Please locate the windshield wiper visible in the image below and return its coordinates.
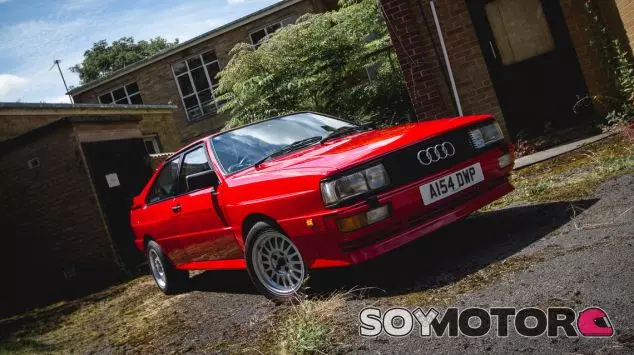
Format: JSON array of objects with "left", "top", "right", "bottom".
[
  {"left": 254, "top": 136, "right": 322, "bottom": 166},
  {"left": 320, "top": 125, "right": 370, "bottom": 144}
]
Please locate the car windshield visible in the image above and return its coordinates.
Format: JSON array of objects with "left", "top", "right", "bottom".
[{"left": 210, "top": 112, "right": 355, "bottom": 174}]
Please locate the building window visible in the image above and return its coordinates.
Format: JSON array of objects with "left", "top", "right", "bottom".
[
  {"left": 98, "top": 82, "right": 143, "bottom": 104},
  {"left": 172, "top": 50, "right": 222, "bottom": 121},
  {"left": 249, "top": 17, "right": 297, "bottom": 47},
  {"left": 143, "top": 135, "right": 161, "bottom": 154}
]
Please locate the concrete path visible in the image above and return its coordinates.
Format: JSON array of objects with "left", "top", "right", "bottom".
[{"left": 514, "top": 132, "right": 614, "bottom": 169}]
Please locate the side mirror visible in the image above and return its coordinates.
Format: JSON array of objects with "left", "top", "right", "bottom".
[{"left": 185, "top": 170, "right": 219, "bottom": 192}]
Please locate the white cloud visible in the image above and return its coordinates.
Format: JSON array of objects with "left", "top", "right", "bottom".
[
  {"left": 227, "top": 0, "right": 247, "bottom": 4},
  {"left": 0, "top": 0, "right": 11, "bottom": 4},
  {"left": 0, "top": 0, "right": 278, "bottom": 102},
  {"left": 42, "top": 95, "right": 73, "bottom": 103},
  {"left": 0, "top": 74, "right": 29, "bottom": 101}
]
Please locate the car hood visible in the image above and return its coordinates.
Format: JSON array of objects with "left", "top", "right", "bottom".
[{"left": 229, "top": 114, "right": 493, "bottom": 178}]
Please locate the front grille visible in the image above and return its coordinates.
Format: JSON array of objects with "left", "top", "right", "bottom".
[{"left": 381, "top": 128, "right": 476, "bottom": 187}]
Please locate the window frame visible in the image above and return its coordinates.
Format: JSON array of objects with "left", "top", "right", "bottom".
[
  {"left": 249, "top": 16, "right": 297, "bottom": 47},
  {"left": 176, "top": 144, "right": 214, "bottom": 195},
  {"left": 98, "top": 82, "right": 143, "bottom": 105},
  {"left": 143, "top": 135, "right": 162, "bottom": 154},
  {"left": 171, "top": 51, "right": 222, "bottom": 122},
  {"left": 145, "top": 154, "right": 183, "bottom": 205}
]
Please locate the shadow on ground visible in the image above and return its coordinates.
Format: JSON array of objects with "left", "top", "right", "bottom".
[
  {"left": 184, "top": 198, "right": 599, "bottom": 300},
  {"left": 189, "top": 270, "right": 258, "bottom": 295},
  {"left": 307, "top": 199, "right": 599, "bottom": 298}
]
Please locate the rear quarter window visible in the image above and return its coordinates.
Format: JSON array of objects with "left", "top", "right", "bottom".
[{"left": 147, "top": 158, "right": 180, "bottom": 204}]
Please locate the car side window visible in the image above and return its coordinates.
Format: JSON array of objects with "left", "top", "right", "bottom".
[
  {"left": 146, "top": 158, "right": 181, "bottom": 204},
  {"left": 178, "top": 146, "right": 212, "bottom": 193}
]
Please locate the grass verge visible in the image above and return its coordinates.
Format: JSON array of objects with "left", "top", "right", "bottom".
[
  {"left": 0, "top": 277, "right": 185, "bottom": 354},
  {"left": 484, "top": 135, "right": 634, "bottom": 210}
]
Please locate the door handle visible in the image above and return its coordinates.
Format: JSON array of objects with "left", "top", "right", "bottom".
[
  {"left": 171, "top": 204, "right": 182, "bottom": 213},
  {"left": 489, "top": 41, "right": 497, "bottom": 60}
]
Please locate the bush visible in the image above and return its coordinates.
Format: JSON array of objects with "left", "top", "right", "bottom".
[{"left": 215, "top": 0, "right": 413, "bottom": 129}]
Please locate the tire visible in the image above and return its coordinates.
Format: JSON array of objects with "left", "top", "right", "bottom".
[
  {"left": 146, "top": 240, "right": 189, "bottom": 295},
  {"left": 245, "top": 222, "right": 309, "bottom": 303}
]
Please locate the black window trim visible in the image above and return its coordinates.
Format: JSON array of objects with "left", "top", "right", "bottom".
[
  {"left": 175, "top": 143, "right": 216, "bottom": 195},
  {"left": 98, "top": 81, "right": 143, "bottom": 105},
  {"left": 145, "top": 153, "right": 184, "bottom": 206},
  {"left": 171, "top": 50, "right": 222, "bottom": 122}
]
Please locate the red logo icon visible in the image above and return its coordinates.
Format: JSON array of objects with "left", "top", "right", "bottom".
[{"left": 577, "top": 307, "right": 614, "bottom": 337}]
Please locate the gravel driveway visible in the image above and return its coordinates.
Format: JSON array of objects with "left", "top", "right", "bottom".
[
  {"left": 2, "top": 173, "right": 633, "bottom": 354},
  {"left": 342, "top": 173, "right": 634, "bottom": 354}
]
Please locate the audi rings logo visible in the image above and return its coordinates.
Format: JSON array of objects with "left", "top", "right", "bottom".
[{"left": 417, "top": 142, "right": 456, "bottom": 166}]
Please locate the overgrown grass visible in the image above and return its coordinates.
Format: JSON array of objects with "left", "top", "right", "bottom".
[
  {"left": 0, "top": 277, "right": 185, "bottom": 354},
  {"left": 243, "top": 293, "right": 349, "bottom": 355},
  {"left": 484, "top": 135, "right": 634, "bottom": 210}
]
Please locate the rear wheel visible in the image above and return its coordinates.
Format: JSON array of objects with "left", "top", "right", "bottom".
[
  {"left": 146, "top": 240, "right": 188, "bottom": 294},
  {"left": 245, "top": 222, "right": 308, "bottom": 303}
]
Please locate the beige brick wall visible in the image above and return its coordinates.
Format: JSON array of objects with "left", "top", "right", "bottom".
[
  {"left": 0, "top": 109, "right": 180, "bottom": 152},
  {"left": 0, "top": 115, "right": 61, "bottom": 141},
  {"left": 73, "top": 0, "right": 333, "bottom": 146},
  {"left": 612, "top": 0, "right": 634, "bottom": 51}
]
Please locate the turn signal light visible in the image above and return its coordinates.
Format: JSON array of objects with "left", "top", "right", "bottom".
[
  {"left": 498, "top": 153, "right": 512, "bottom": 168},
  {"left": 336, "top": 205, "right": 390, "bottom": 232}
]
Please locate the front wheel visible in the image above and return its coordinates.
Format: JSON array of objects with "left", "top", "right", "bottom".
[{"left": 245, "top": 222, "right": 308, "bottom": 303}]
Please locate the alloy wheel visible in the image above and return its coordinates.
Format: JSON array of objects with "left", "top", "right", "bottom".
[{"left": 251, "top": 232, "right": 305, "bottom": 295}]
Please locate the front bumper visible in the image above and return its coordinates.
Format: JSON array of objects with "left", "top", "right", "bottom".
[{"left": 283, "top": 145, "right": 514, "bottom": 268}]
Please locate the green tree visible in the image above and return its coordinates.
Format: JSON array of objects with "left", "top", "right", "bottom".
[
  {"left": 70, "top": 36, "right": 179, "bottom": 83},
  {"left": 215, "top": 0, "right": 413, "bottom": 129}
]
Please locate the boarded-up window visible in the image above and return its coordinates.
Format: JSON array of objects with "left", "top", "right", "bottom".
[{"left": 485, "top": 0, "right": 555, "bottom": 65}]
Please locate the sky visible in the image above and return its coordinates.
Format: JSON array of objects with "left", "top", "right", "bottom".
[{"left": 0, "top": 0, "right": 279, "bottom": 103}]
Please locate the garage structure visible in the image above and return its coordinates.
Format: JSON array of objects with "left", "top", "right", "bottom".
[{"left": 0, "top": 116, "right": 156, "bottom": 315}]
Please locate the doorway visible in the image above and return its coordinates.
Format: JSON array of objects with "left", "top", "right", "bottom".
[
  {"left": 82, "top": 139, "right": 153, "bottom": 267},
  {"left": 466, "top": 0, "right": 590, "bottom": 138}
]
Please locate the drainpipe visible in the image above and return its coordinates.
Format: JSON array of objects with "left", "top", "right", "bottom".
[{"left": 429, "top": 0, "right": 463, "bottom": 116}]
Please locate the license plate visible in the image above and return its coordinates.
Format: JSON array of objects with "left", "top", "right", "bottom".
[{"left": 419, "top": 163, "right": 484, "bottom": 205}]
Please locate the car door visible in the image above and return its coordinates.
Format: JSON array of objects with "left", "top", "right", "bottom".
[
  {"left": 171, "top": 143, "right": 242, "bottom": 263},
  {"left": 142, "top": 156, "right": 190, "bottom": 264}
]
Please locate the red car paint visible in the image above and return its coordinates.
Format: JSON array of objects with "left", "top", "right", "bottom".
[{"left": 131, "top": 114, "right": 514, "bottom": 271}]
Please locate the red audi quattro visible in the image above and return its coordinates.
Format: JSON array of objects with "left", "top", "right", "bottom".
[{"left": 131, "top": 112, "right": 514, "bottom": 301}]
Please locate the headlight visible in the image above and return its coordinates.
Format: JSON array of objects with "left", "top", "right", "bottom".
[
  {"left": 469, "top": 122, "right": 504, "bottom": 149},
  {"left": 321, "top": 164, "right": 390, "bottom": 205}
]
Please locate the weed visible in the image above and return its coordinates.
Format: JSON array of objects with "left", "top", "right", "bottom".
[
  {"left": 484, "top": 136, "right": 634, "bottom": 210},
  {"left": 251, "top": 293, "right": 349, "bottom": 355}
]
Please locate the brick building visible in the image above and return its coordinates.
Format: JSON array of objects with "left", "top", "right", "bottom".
[
  {"left": 68, "top": 0, "right": 337, "bottom": 147},
  {"left": 0, "top": 115, "right": 159, "bottom": 315},
  {"left": 377, "top": 0, "right": 630, "bottom": 139}
]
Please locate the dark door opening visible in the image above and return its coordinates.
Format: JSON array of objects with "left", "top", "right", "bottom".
[
  {"left": 82, "top": 139, "right": 153, "bottom": 267},
  {"left": 467, "top": 0, "right": 590, "bottom": 139}
]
